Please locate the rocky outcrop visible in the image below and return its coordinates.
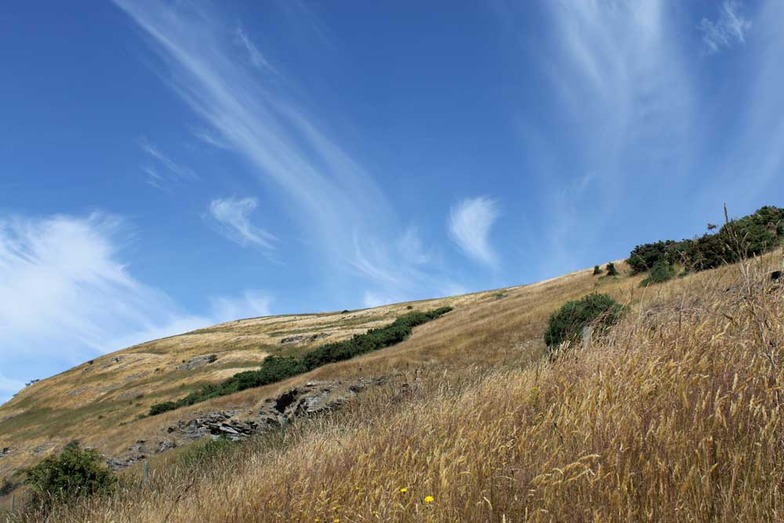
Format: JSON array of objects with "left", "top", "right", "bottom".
[
  {"left": 177, "top": 354, "right": 218, "bottom": 371},
  {"left": 279, "top": 333, "right": 330, "bottom": 345},
  {"left": 107, "top": 439, "right": 177, "bottom": 470},
  {"left": 106, "top": 377, "right": 383, "bottom": 471},
  {"left": 0, "top": 447, "right": 10, "bottom": 458}
]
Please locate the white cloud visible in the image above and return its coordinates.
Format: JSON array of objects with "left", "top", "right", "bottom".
[
  {"left": 112, "top": 0, "right": 463, "bottom": 304},
  {"left": 496, "top": 0, "right": 698, "bottom": 277},
  {"left": 448, "top": 197, "right": 500, "bottom": 267},
  {"left": 208, "top": 197, "right": 276, "bottom": 251},
  {"left": 210, "top": 290, "right": 272, "bottom": 323},
  {"left": 140, "top": 139, "right": 197, "bottom": 190},
  {"left": 0, "top": 213, "right": 273, "bottom": 404},
  {"left": 234, "top": 27, "right": 277, "bottom": 73},
  {"left": 191, "top": 127, "right": 231, "bottom": 150},
  {"left": 698, "top": 1, "right": 752, "bottom": 55}
]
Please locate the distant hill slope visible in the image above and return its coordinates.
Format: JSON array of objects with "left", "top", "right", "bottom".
[{"left": 0, "top": 261, "right": 638, "bottom": 497}]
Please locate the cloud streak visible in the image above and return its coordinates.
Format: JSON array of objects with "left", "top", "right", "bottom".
[
  {"left": 698, "top": 1, "right": 752, "bottom": 54},
  {"left": 140, "top": 139, "right": 197, "bottom": 190},
  {"left": 449, "top": 197, "right": 500, "bottom": 267},
  {"left": 496, "top": 0, "right": 699, "bottom": 277},
  {"left": 234, "top": 27, "right": 277, "bottom": 73},
  {"left": 113, "top": 0, "right": 461, "bottom": 305},
  {"left": 208, "top": 196, "right": 276, "bottom": 251}
]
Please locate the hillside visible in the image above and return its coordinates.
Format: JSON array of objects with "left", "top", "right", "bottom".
[
  {"left": 0, "top": 264, "right": 635, "bottom": 495},
  {"left": 3, "top": 250, "right": 783, "bottom": 521}
]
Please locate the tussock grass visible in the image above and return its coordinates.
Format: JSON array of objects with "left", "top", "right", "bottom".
[{"left": 17, "top": 254, "right": 784, "bottom": 521}]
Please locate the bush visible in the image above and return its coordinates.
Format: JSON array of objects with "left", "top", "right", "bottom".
[
  {"left": 544, "top": 294, "right": 623, "bottom": 350},
  {"left": 25, "top": 441, "right": 116, "bottom": 506},
  {"left": 626, "top": 206, "right": 784, "bottom": 275},
  {"left": 605, "top": 262, "right": 618, "bottom": 276},
  {"left": 627, "top": 241, "right": 677, "bottom": 274},
  {"left": 640, "top": 260, "right": 676, "bottom": 286},
  {"left": 593, "top": 265, "right": 602, "bottom": 275}
]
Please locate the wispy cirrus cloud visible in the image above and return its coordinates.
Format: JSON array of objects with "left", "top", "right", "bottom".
[
  {"left": 210, "top": 290, "right": 272, "bottom": 322},
  {"left": 700, "top": 0, "right": 784, "bottom": 210},
  {"left": 448, "top": 197, "right": 500, "bottom": 267},
  {"left": 140, "top": 139, "right": 197, "bottom": 190},
  {"left": 234, "top": 27, "right": 277, "bottom": 74},
  {"left": 0, "top": 212, "right": 274, "bottom": 404},
  {"left": 698, "top": 1, "right": 752, "bottom": 55},
  {"left": 208, "top": 196, "right": 276, "bottom": 251},
  {"left": 113, "top": 0, "right": 461, "bottom": 304},
  {"left": 497, "top": 0, "right": 698, "bottom": 277}
]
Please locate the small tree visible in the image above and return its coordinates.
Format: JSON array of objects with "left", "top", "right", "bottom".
[
  {"left": 592, "top": 265, "right": 602, "bottom": 275},
  {"left": 544, "top": 293, "right": 623, "bottom": 351},
  {"left": 25, "top": 441, "right": 116, "bottom": 507},
  {"left": 606, "top": 262, "right": 618, "bottom": 276},
  {"left": 640, "top": 260, "right": 675, "bottom": 286}
]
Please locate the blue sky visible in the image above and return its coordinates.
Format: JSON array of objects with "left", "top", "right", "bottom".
[{"left": 1, "top": 0, "right": 782, "bottom": 403}]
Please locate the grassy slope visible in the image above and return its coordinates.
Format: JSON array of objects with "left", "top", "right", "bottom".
[
  {"left": 0, "top": 264, "right": 627, "bottom": 489},
  {"left": 9, "top": 253, "right": 783, "bottom": 521}
]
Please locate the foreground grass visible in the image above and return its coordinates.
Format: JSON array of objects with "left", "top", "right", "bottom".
[{"left": 16, "top": 256, "right": 784, "bottom": 521}]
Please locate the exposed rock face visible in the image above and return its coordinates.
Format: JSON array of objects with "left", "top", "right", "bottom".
[
  {"left": 106, "top": 377, "right": 383, "bottom": 471},
  {"left": 177, "top": 354, "right": 218, "bottom": 371},
  {"left": 279, "top": 333, "right": 330, "bottom": 345},
  {"left": 107, "top": 439, "right": 178, "bottom": 471}
]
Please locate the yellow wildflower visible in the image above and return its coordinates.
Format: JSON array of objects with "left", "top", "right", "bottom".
[
  {"left": 399, "top": 487, "right": 408, "bottom": 494},
  {"left": 424, "top": 495, "right": 434, "bottom": 504}
]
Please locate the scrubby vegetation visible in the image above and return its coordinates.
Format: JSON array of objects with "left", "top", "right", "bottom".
[
  {"left": 640, "top": 259, "right": 676, "bottom": 286},
  {"left": 627, "top": 205, "right": 784, "bottom": 276},
  {"left": 177, "top": 436, "right": 234, "bottom": 468},
  {"left": 20, "top": 254, "right": 784, "bottom": 522},
  {"left": 543, "top": 293, "right": 623, "bottom": 350},
  {"left": 605, "top": 262, "right": 618, "bottom": 276},
  {"left": 149, "top": 307, "right": 453, "bottom": 415},
  {"left": 24, "top": 442, "right": 116, "bottom": 508}
]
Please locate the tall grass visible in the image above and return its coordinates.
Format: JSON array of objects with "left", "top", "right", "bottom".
[{"left": 14, "top": 255, "right": 784, "bottom": 522}]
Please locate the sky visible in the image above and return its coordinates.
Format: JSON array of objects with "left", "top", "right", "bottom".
[{"left": 1, "top": 0, "right": 782, "bottom": 403}]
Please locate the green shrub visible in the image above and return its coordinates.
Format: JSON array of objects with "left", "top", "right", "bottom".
[
  {"left": 593, "top": 265, "right": 602, "bottom": 275},
  {"left": 627, "top": 240, "right": 677, "bottom": 274},
  {"left": 179, "top": 436, "right": 234, "bottom": 468},
  {"left": 626, "top": 206, "right": 784, "bottom": 275},
  {"left": 25, "top": 441, "right": 116, "bottom": 506},
  {"left": 641, "top": 260, "right": 676, "bottom": 286},
  {"left": 605, "top": 262, "right": 618, "bottom": 276},
  {"left": 544, "top": 294, "right": 623, "bottom": 350},
  {"left": 148, "top": 401, "right": 177, "bottom": 415}
]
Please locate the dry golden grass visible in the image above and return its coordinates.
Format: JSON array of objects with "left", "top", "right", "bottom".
[
  {"left": 6, "top": 252, "right": 782, "bottom": 521},
  {"left": 0, "top": 264, "right": 628, "bottom": 487}
]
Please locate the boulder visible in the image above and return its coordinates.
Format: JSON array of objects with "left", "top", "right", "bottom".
[{"left": 177, "top": 354, "right": 218, "bottom": 371}]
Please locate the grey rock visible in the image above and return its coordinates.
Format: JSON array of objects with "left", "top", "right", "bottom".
[
  {"left": 177, "top": 354, "right": 218, "bottom": 371},
  {"left": 279, "top": 333, "right": 330, "bottom": 345},
  {"left": 32, "top": 443, "right": 55, "bottom": 456},
  {"left": 109, "top": 377, "right": 385, "bottom": 470}
]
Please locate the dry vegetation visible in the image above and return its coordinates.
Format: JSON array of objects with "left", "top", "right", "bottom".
[
  {"left": 0, "top": 259, "right": 631, "bottom": 487},
  {"left": 4, "top": 252, "right": 784, "bottom": 521}
]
